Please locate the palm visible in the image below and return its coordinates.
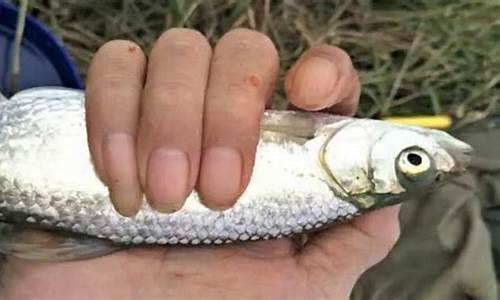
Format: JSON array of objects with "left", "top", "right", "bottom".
[{"left": 0, "top": 208, "right": 399, "bottom": 300}]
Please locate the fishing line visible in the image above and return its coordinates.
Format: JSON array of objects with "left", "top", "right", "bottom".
[{"left": 8, "top": 0, "right": 28, "bottom": 96}]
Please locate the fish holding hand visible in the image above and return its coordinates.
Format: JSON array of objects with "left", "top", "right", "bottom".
[{"left": 0, "top": 88, "right": 472, "bottom": 261}]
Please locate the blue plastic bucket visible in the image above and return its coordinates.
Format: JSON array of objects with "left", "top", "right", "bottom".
[{"left": 0, "top": 1, "right": 83, "bottom": 96}]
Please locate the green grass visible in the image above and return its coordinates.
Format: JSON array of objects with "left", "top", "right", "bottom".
[{"left": 14, "top": 0, "right": 500, "bottom": 126}]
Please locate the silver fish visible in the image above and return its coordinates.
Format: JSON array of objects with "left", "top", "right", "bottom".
[{"left": 0, "top": 88, "right": 472, "bottom": 260}]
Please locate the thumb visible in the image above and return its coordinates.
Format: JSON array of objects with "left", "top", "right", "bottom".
[{"left": 297, "top": 205, "right": 401, "bottom": 297}]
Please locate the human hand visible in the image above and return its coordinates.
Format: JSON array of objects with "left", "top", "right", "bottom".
[
  {"left": 85, "top": 28, "right": 361, "bottom": 216},
  {"left": 0, "top": 29, "right": 400, "bottom": 299}
]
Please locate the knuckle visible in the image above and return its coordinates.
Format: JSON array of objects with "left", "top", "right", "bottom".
[
  {"left": 161, "top": 27, "right": 204, "bottom": 40},
  {"left": 210, "top": 84, "right": 265, "bottom": 136},
  {"left": 157, "top": 28, "right": 211, "bottom": 53},
  {"left": 159, "top": 80, "right": 197, "bottom": 101},
  {"left": 85, "top": 74, "right": 142, "bottom": 107},
  {"left": 98, "top": 39, "right": 140, "bottom": 53},
  {"left": 95, "top": 74, "right": 140, "bottom": 89},
  {"left": 95, "top": 40, "right": 145, "bottom": 62},
  {"left": 222, "top": 28, "right": 260, "bottom": 40},
  {"left": 226, "top": 82, "right": 261, "bottom": 108},
  {"left": 145, "top": 81, "right": 198, "bottom": 112},
  {"left": 220, "top": 28, "right": 277, "bottom": 56},
  {"left": 88, "top": 40, "right": 145, "bottom": 87}
]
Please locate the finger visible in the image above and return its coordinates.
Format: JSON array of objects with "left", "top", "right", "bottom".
[
  {"left": 85, "top": 40, "right": 146, "bottom": 216},
  {"left": 137, "top": 29, "right": 212, "bottom": 213},
  {"left": 199, "top": 28, "right": 279, "bottom": 209},
  {"left": 298, "top": 206, "right": 401, "bottom": 294},
  {"left": 284, "top": 45, "right": 360, "bottom": 116}
]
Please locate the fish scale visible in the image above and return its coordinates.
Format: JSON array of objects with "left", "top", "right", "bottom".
[{"left": 0, "top": 88, "right": 471, "bottom": 253}]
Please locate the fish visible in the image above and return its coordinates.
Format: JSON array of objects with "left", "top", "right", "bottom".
[{"left": 0, "top": 88, "right": 472, "bottom": 261}]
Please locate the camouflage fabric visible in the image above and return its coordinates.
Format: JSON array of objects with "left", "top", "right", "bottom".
[{"left": 352, "top": 122, "right": 500, "bottom": 300}]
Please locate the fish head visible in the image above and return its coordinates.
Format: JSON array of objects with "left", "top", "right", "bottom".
[{"left": 314, "top": 120, "right": 472, "bottom": 210}]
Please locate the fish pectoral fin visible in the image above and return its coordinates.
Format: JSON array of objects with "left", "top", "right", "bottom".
[
  {"left": 0, "top": 223, "right": 120, "bottom": 261},
  {"left": 261, "top": 110, "right": 344, "bottom": 139}
]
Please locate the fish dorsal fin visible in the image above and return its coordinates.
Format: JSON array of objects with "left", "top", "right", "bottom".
[
  {"left": 0, "top": 223, "right": 120, "bottom": 261},
  {"left": 261, "top": 110, "right": 347, "bottom": 139}
]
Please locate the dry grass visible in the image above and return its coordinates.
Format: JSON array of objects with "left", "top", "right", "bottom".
[{"left": 15, "top": 0, "right": 500, "bottom": 126}]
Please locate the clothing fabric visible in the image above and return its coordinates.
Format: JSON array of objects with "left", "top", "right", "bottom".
[{"left": 352, "top": 123, "right": 500, "bottom": 300}]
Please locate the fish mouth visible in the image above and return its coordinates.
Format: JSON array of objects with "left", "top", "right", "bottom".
[
  {"left": 435, "top": 133, "right": 473, "bottom": 173},
  {"left": 450, "top": 146, "right": 472, "bottom": 173}
]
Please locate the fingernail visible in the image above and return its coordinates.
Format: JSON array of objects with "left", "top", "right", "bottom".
[
  {"left": 200, "top": 147, "right": 242, "bottom": 210},
  {"left": 291, "top": 56, "right": 338, "bottom": 109},
  {"left": 102, "top": 133, "right": 142, "bottom": 217},
  {"left": 146, "top": 148, "right": 189, "bottom": 213}
]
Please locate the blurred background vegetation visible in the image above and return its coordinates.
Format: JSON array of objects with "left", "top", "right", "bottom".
[{"left": 13, "top": 0, "right": 500, "bottom": 126}]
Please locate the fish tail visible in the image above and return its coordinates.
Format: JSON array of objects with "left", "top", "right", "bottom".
[{"left": 0, "top": 222, "right": 121, "bottom": 261}]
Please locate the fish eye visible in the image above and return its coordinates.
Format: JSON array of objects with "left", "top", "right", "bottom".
[
  {"left": 407, "top": 153, "right": 422, "bottom": 166},
  {"left": 397, "top": 148, "right": 432, "bottom": 179}
]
